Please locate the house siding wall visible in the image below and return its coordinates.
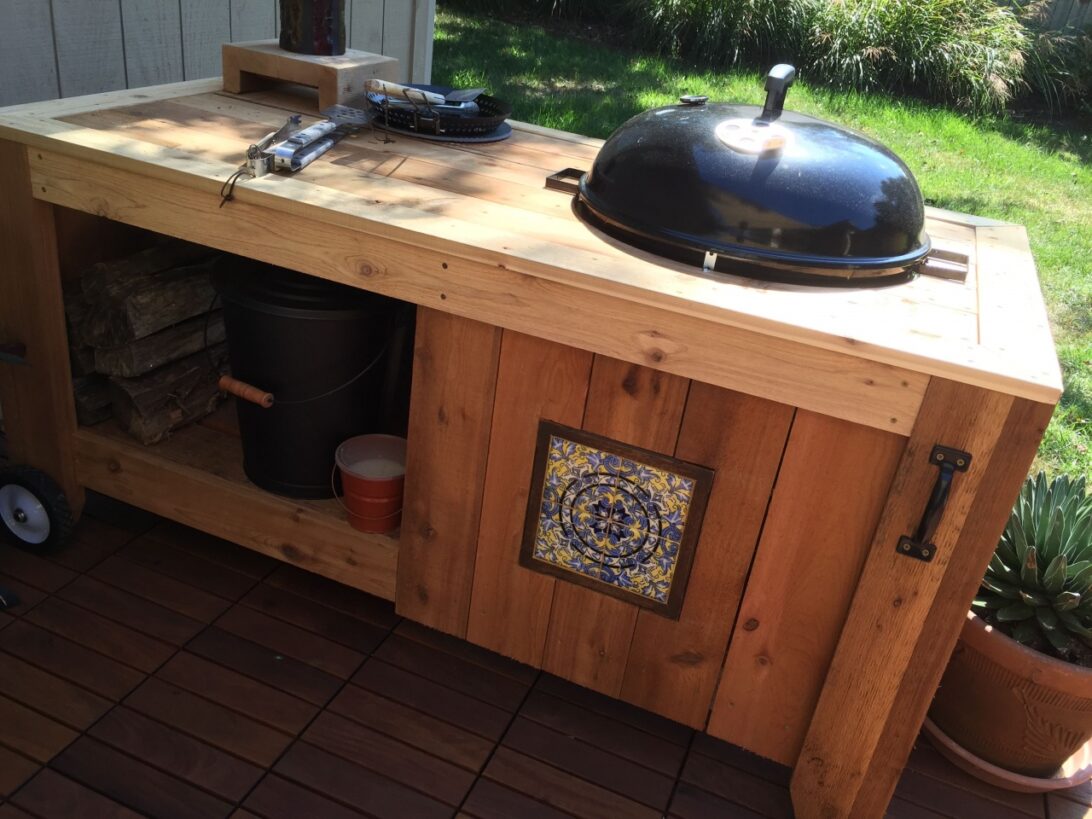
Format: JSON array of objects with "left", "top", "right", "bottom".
[{"left": 0, "top": 0, "right": 435, "bottom": 107}]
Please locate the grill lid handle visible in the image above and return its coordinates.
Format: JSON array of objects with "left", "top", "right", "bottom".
[{"left": 760, "top": 64, "right": 797, "bottom": 122}]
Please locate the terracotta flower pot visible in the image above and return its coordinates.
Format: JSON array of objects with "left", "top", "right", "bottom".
[{"left": 929, "top": 610, "right": 1092, "bottom": 778}]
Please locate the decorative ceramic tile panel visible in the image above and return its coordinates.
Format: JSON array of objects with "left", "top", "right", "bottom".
[{"left": 520, "top": 421, "right": 713, "bottom": 618}]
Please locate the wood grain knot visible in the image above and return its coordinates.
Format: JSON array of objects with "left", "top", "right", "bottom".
[
  {"left": 281, "top": 543, "right": 303, "bottom": 560},
  {"left": 621, "top": 367, "right": 640, "bottom": 396},
  {"left": 416, "top": 584, "right": 429, "bottom": 603},
  {"left": 357, "top": 262, "right": 376, "bottom": 277},
  {"left": 107, "top": 459, "right": 122, "bottom": 473},
  {"left": 743, "top": 618, "right": 760, "bottom": 631},
  {"left": 756, "top": 654, "right": 771, "bottom": 667},
  {"left": 671, "top": 651, "right": 703, "bottom": 666}
]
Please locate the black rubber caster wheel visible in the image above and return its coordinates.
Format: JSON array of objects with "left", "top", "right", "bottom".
[{"left": 0, "top": 465, "right": 74, "bottom": 552}]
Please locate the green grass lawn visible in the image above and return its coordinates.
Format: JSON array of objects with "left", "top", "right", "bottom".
[{"left": 432, "top": 9, "right": 1092, "bottom": 479}]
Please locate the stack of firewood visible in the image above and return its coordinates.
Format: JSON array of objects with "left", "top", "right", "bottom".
[{"left": 65, "top": 240, "right": 229, "bottom": 444}]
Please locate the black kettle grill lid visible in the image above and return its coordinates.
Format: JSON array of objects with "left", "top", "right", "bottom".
[{"left": 577, "top": 65, "right": 931, "bottom": 285}]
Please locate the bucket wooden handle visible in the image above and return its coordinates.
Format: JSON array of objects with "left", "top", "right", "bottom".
[{"left": 218, "top": 375, "right": 274, "bottom": 408}]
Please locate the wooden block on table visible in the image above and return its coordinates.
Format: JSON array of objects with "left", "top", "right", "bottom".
[{"left": 222, "top": 40, "right": 400, "bottom": 110}]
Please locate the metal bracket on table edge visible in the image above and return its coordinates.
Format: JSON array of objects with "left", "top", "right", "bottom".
[
  {"left": 896, "top": 444, "right": 972, "bottom": 562},
  {"left": 0, "top": 342, "right": 27, "bottom": 366},
  {"left": 545, "top": 168, "right": 585, "bottom": 195}
]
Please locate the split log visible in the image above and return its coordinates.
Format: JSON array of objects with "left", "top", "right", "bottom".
[
  {"left": 69, "top": 345, "right": 97, "bottom": 378},
  {"left": 94, "top": 311, "right": 226, "bottom": 378},
  {"left": 110, "top": 344, "right": 228, "bottom": 445},
  {"left": 80, "top": 240, "right": 211, "bottom": 303},
  {"left": 63, "top": 287, "right": 96, "bottom": 376},
  {"left": 73, "top": 375, "right": 112, "bottom": 426}
]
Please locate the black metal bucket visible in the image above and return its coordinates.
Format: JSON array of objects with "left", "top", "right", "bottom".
[{"left": 214, "top": 257, "right": 409, "bottom": 499}]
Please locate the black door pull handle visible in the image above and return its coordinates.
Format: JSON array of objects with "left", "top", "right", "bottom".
[{"left": 897, "top": 445, "right": 971, "bottom": 562}]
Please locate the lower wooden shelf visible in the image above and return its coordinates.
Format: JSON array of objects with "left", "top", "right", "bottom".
[{"left": 72, "top": 420, "right": 398, "bottom": 600}]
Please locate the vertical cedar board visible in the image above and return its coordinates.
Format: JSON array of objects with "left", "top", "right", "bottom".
[
  {"left": 791, "top": 379, "right": 1015, "bottom": 819},
  {"left": 708, "top": 411, "right": 906, "bottom": 762},
  {"left": 619, "top": 383, "right": 795, "bottom": 727},
  {"left": 230, "top": 0, "right": 277, "bottom": 42},
  {"left": 396, "top": 308, "right": 502, "bottom": 636},
  {"left": 181, "top": 0, "right": 232, "bottom": 80},
  {"left": 541, "top": 357, "right": 690, "bottom": 696},
  {"left": 466, "top": 331, "right": 593, "bottom": 666},
  {"left": 350, "top": 0, "right": 384, "bottom": 53},
  {"left": 850, "top": 398, "right": 1055, "bottom": 818},
  {"left": 0, "top": 140, "right": 84, "bottom": 515}
]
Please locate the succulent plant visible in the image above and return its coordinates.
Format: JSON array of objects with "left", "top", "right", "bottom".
[{"left": 973, "top": 472, "right": 1092, "bottom": 663}]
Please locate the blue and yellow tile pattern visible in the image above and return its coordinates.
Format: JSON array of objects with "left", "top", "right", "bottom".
[{"left": 530, "top": 432, "right": 697, "bottom": 605}]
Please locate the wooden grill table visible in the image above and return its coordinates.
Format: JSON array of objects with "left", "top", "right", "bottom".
[{"left": 0, "top": 79, "right": 1061, "bottom": 818}]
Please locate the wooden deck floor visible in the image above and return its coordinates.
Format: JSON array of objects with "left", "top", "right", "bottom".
[{"left": 0, "top": 495, "right": 1087, "bottom": 819}]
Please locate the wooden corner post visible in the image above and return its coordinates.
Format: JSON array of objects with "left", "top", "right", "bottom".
[
  {"left": 790, "top": 378, "right": 1050, "bottom": 818},
  {"left": 0, "top": 140, "right": 83, "bottom": 515}
]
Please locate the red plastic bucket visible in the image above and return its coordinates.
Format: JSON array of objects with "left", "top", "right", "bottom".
[{"left": 335, "top": 434, "right": 406, "bottom": 534}]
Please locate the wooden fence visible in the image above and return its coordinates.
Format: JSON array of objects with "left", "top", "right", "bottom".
[
  {"left": 1045, "top": 0, "right": 1092, "bottom": 30},
  {"left": 0, "top": 0, "right": 436, "bottom": 107}
]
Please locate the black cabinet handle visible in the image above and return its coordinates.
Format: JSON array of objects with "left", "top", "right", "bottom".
[{"left": 897, "top": 445, "right": 971, "bottom": 562}]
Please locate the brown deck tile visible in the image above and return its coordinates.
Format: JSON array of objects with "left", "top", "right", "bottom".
[
  {"left": 0, "top": 746, "right": 39, "bottom": 798},
  {"left": 0, "top": 693, "right": 79, "bottom": 762},
  {"left": 906, "top": 743, "right": 1047, "bottom": 816},
  {"left": 353, "top": 658, "right": 513, "bottom": 740},
  {"left": 374, "top": 633, "right": 529, "bottom": 710},
  {"left": 187, "top": 627, "right": 343, "bottom": 705},
  {"left": 894, "top": 767, "right": 1043, "bottom": 819},
  {"left": 215, "top": 604, "right": 365, "bottom": 678},
  {"left": 461, "top": 778, "right": 577, "bottom": 819},
  {"left": 24, "top": 597, "right": 175, "bottom": 673},
  {"left": 243, "top": 774, "right": 371, "bottom": 819},
  {"left": 50, "top": 517, "right": 134, "bottom": 572},
  {"left": 886, "top": 795, "right": 953, "bottom": 818},
  {"left": 51, "top": 736, "right": 233, "bottom": 819},
  {"left": 89, "top": 706, "right": 265, "bottom": 802},
  {"left": 156, "top": 651, "right": 318, "bottom": 734},
  {"left": 396, "top": 620, "right": 539, "bottom": 684},
  {"left": 0, "top": 621, "right": 144, "bottom": 700},
  {"left": 328, "top": 682, "right": 494, "bottom": 770},
  {"left": 91, "top": 554, "right": 231, "bottom": 622},
  {"left": 264, "top": 564, "right": 399, "bottom": 627},
  {"left": 304, "top": 710, "right": 477, "bottom": 805},
  {"left": 668, "top": 780, "right": 765, "bottom": 819},
  {"left": 0, "top": 652, "right": 111, "bottom": 729},
  {"left": 144, "top": 522, "right": 278, "bottom": 579},
  {"left": 503, "top": 716, "right": 676, "bottom": 809},
  {"left": 274, "top": 740, "right": 453, "bottom": 819},
  {"left": 120, "top": 536, "right": 256, "bottom": 600},
  {"left": 0, "top": 804, "right": 36, "bottom": 819},
  {"left": 11, "top": 768, "right": 143, "bottom": 818},
  {"left": 58, "top": 575, "right": 204, "bottom": 645},
  {"left": 690, "top": 731, "right": 792, "bottom": 787},
  {"left": 124, "top": 677, "right": 293, "bottom": 767},
  {"left": 483, "top": 746, "right": 662, "bottom": 819},
  {"left": 680, "top": 750, "right": 793, "bottom": 819},
  {"left": 0, "top": 572, "right": 46, "bottom": 612},
  {"left": 0, "top": 548, "right": 76, "bottom": 593},
  {"left": 1048, "top": 792, "right": 1092, "bottom": 819},
  {"left": 521, "top": 688, "right": 687, "bottom": 776},
  {"left": 536, "top": 673, "right": 693, "bottom": 747},
  {"left": 241, "top": 582, "right": 391, "bottom": 654}
]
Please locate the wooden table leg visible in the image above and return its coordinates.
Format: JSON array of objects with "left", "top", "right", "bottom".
[
  {"left": 0, "top": 140, "right": 84, "bottom": 516},
  {"left": 790, "top": 379, "right": 1049, "bottom": 818}
]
